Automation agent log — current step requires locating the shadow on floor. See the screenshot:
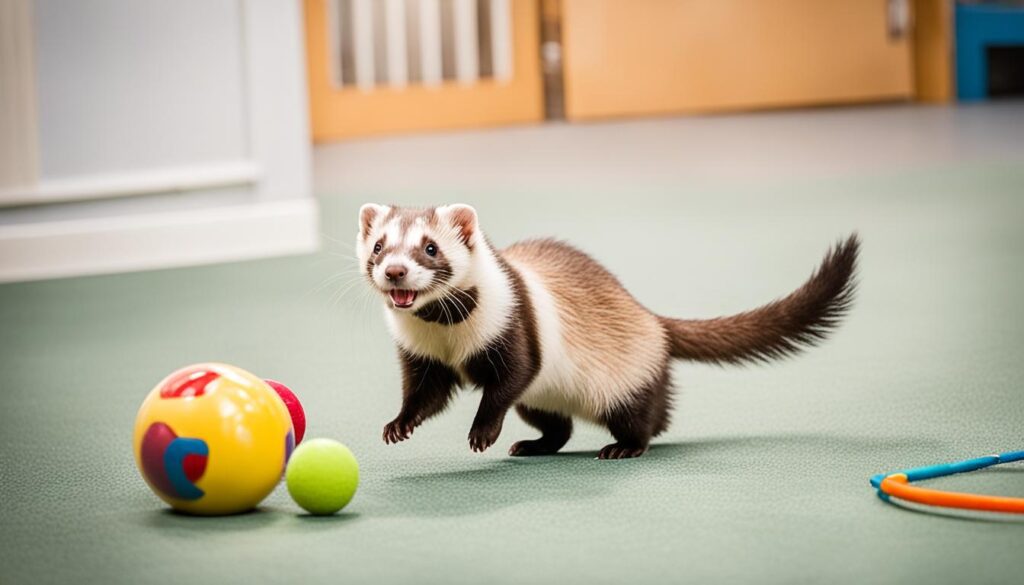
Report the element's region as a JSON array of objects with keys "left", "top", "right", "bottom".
[
  {"left": 136, "top": 506, "right": 284, "bottom": 533},
  {"left": 371, "top": 432, "right": 949, "bottom": 518},
  {"left": 884, "top": 496, "right": 1024, "bottom": 524},
  {"left": 134, "top": 505, "right": 362, "bottom": 534}
]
